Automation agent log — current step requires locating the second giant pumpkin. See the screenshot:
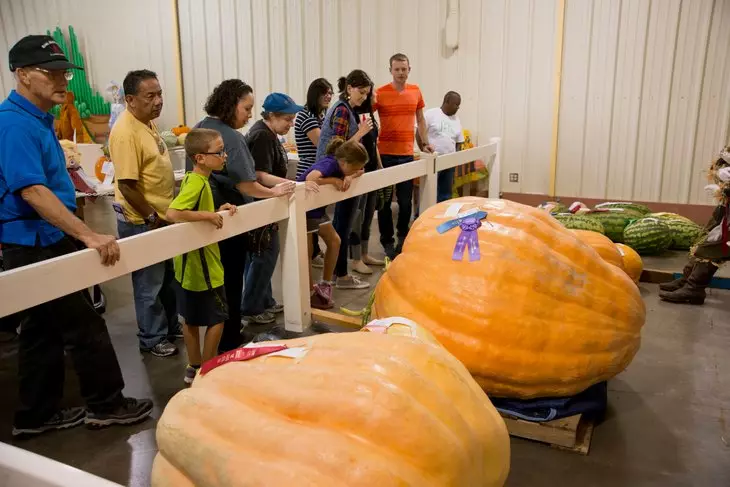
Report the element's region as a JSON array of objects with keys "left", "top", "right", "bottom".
[
  {"left": 373, "top": 197, "right": 646, "bottom": 399},
  {"left": 152, "top": 318, "right": 510, "bottom": 486}
]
